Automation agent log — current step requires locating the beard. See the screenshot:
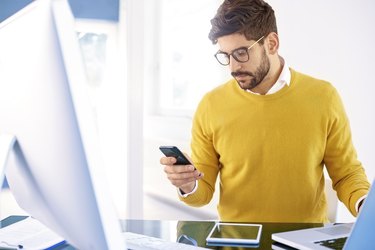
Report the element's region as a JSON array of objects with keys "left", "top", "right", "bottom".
[{"left": 231, "top": 47, "right": 270, "bottom": 91}]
